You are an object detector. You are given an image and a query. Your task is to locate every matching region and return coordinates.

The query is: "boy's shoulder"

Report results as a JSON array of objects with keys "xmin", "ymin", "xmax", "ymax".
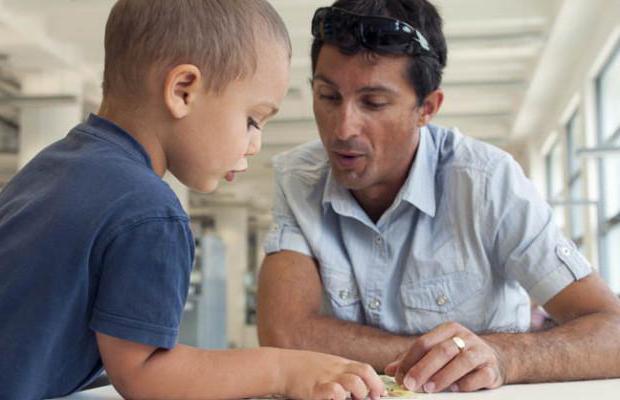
[
  {"xmin": 1, "ymin": 121, "xmax": 187, "ymax": 234},
  {"xmin": 72, "ymin": 124, "xmax": 183, "ymax": 213}
]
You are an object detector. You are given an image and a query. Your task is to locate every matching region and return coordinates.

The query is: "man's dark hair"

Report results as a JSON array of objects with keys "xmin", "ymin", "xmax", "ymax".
[{"xmin": 311, "ymin": 0, "xmax": 447, "ymax": 105}]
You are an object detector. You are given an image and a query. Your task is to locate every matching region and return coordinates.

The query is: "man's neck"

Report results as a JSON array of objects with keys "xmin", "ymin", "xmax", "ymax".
[
  {"xmin": 352, "ymin": 184, "xmax": 403, "ymax": 223},
  {"xmin": 351, "ymin": 142, "xmax": 420, "ymax": 224}
]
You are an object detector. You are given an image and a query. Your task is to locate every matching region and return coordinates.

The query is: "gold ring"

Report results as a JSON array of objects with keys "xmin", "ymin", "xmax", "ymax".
[{"xmin": 452, "ymin": 336, "xmax": 466, "ymax": 352}]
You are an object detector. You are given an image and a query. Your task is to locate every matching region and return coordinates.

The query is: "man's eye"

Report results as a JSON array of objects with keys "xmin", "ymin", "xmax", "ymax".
[
  {"xmin": 364, "ymin": 100, "xmax": 387, "ymax": 109},
  {"xmin": 318, "ymin": 92, "xmax": 340, "ymax": 102}
]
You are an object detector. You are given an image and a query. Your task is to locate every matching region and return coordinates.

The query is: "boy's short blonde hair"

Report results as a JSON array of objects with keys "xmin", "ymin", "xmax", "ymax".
[{"xmin": 102, "ymin": 0, "xmax": 291, "ymax": 99}]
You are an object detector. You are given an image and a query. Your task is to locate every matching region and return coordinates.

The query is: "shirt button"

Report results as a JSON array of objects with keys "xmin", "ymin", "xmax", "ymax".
[
  {"xmin": 561, "ymin": 246, "xmax": 571, "ymax": 256},
  {"xmin": 375, "ymin": 236, "xmax": 383, "ymax": 245},
  {"xmin": 339, "ymin": 290, "xmax": 351, "ymax": 300},
  {"xmin": 436, "ymin": 294, "xmax": 449, "ymax": 306},
  {"xmin": 368, "ymin": 298, "xmax": 382, "ymax": 310}
]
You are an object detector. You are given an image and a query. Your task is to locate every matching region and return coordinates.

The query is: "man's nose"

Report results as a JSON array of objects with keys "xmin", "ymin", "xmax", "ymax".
[
  {"xmin": 245, "ymin": 130, "xmax": 262, "ymax": 157},
  {"xmin": 333, "ymin": 104, "xmax": 361, "ymax": 141}
]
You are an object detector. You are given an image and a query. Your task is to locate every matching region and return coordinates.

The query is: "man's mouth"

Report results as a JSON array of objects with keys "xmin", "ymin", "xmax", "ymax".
[{"xmin": 333, "ymin": 152, "xmax": 365, "ymax": 169}]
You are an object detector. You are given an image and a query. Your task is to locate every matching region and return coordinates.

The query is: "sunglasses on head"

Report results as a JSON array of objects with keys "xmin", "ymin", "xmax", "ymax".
[{"xmin": 312, "ymin": 7, "xmax": 436, "ymax": 59}]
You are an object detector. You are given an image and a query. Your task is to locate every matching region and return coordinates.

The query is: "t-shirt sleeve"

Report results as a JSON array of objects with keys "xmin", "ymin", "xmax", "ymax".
[
  {"xmin": 90, "ymin": 217, "xmax": 194, "ymax": 349},
  {"xmin": 484, "ymin": 155, "xmax": 593, "ymax": 306},
  {"xmin": 263, "ymin": 169, "xmax": 313, "ymax": 257}
]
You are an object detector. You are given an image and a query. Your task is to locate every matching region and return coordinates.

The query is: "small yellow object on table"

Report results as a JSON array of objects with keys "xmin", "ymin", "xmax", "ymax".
[{"xmin": 380, "ymin": 375, "xmax": 419, "ymax": 398}]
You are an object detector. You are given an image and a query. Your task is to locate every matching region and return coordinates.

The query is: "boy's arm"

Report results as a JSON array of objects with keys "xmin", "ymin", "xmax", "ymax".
[
  {"xmin": 96, "ymin": 332, "xmax": 384, "ymax": 400},
  {"xmin": 257, "ymin": 250, "xmax": 414, "ymax": 371}
]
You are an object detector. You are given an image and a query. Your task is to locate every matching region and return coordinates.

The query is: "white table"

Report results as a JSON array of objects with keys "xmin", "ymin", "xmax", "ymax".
[{"xmin": 61, "ymin": 379, "xmax": 620, "ymax": 399}]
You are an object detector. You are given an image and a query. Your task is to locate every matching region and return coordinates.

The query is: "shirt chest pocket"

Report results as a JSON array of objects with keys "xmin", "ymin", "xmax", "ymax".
[
  {"xmin": 321, "ymin": 266, "xmax": 364, "ymax": 323},
  {"xmin": 400, "ymin": 272, "xmax": 486, "ymax": 334}
]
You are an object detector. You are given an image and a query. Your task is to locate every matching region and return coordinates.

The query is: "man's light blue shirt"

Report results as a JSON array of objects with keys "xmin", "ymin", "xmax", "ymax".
[{"xmin": 264, "ymin": 125, "xmax": 592, "ymax": 334}]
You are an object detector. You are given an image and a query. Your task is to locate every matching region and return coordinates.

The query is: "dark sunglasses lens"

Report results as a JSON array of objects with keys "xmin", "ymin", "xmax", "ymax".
[
  {"xmin": 362, "ymin": 23, "xmax": 411, "ymax": 53},
  {"xmin": 314, "ymin": 10, "xmax": 359, "ymax": 48}
]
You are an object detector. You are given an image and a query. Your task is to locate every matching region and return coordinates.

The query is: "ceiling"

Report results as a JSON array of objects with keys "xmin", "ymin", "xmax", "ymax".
[{"xmin": 0, "ymin": 0, "xmax": 587, "ymax": 217}]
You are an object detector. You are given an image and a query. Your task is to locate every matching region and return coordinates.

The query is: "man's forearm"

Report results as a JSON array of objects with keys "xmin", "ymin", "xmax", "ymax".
[
  {"xmin": 260, "ymin": 314, "xmax": 413, "ymax": 371},
  {"xmin": 485, "ymin": 311, "xmax": 620, "ymax": 384}
]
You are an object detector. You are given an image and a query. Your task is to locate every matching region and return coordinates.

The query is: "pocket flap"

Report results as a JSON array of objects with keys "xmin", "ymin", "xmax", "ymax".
[
  {"xmin": 401, "ymin": 272, "xmax": 483, "ymax": 313},
  {"xmin": 321, "ymin": 268, "xmax": 361, "ymax": 307}
]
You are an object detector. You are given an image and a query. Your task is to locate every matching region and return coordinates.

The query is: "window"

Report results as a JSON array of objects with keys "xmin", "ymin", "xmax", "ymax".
[
  {"xmin": 599, "ymin": 45, "xmax": 620, "ymax": 143},
  {"xmin": 597, "ymin": 41, "xmax": 620, "ymax": 293},
  {"xmin": 546, "ymin": 138, "xmax": 566, "ymax": 229},
  {"xmin": 566, "ymin": 112, "xmax": 586, "ymax": 245}
]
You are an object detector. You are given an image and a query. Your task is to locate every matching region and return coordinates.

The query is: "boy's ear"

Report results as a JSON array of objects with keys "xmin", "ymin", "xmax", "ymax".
[{"xmin": 164, "ymin": 64, "xmax": 203, "ymax": 119}]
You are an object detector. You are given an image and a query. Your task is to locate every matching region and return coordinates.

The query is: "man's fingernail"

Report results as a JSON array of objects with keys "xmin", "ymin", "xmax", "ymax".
[
  {"xmin": 423, "ymin": 382, "xmax": 436, "ymax": 393},
  {"xmin": 403, "ymin": 376, "xmax": 416, "ymax": 391},
  {"xmin": 450, "ymin": 384, "xmax": 459, "ymax": 392}
]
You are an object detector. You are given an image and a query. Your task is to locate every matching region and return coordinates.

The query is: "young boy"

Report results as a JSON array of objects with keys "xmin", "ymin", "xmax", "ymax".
[{"xmin": 0, "ymin": 1, "xmax": 384, "ymax": 399}]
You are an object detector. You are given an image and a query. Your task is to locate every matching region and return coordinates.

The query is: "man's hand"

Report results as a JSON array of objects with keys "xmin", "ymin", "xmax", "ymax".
[
  {"xmin": 384, "ymin": 322, "xmax": 505, "ymax": 393},
  {"xmin": 280, "ymin": 349, "xmax": 385, "ymax": 400}
]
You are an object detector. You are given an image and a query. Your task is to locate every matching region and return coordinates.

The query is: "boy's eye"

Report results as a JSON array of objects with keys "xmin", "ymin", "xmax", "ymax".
[{"xmin": 247, "ymin": 117, "xmax": 260, "ymax": 131}]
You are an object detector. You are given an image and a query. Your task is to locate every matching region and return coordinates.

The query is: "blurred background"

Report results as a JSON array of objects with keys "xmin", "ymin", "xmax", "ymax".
[{"xmin": 0, "ymin": 0, "xmax": 619, "ymax": 349}]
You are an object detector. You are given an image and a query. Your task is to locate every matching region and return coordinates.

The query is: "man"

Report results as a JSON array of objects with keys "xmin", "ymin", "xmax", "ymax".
[{"xmin": 257, "ymin": 0, "xmax": 620, "ymax": 394}]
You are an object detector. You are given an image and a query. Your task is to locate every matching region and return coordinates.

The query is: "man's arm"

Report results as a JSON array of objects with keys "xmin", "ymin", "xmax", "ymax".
[
  {"xmin": 389, "ymin": 273, "xmax": 620, "ymax": 393},
  {"xmin": 96, "ymin": 332, "xmax": 384, "ymax": 400},
  {"xmin": 257, "ymin": 250, "xmax": 413, "ymax": 371},
  {"xmin": 489, "ymin": 273, "xmax": 620, "ymax": 383}
]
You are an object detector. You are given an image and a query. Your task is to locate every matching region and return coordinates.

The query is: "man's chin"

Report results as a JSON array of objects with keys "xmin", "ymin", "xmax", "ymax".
[{"xmin": 332, "ymin": 168, "xmax": 369, "ymax": 190}]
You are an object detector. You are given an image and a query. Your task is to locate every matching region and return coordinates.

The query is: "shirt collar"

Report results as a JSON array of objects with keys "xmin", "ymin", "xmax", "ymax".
[
  {"xmin": 322, "ymin": 126, "xmax": 438, "ymax": 218},
  {"xmin": 80, "ymin": 113, "xmax": 153, "ymax": 170},
  {"xmin": 322, "ymin": 166, "xmax": 360, "ymax": 220},
  {"xmin": 399, "ymin": 125, "xmax": 438, "ymax": 217}
]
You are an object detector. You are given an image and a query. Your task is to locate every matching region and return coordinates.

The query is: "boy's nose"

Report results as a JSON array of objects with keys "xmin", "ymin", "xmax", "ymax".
[{"xmin": 246, "ymin": 130, "xmax": 262, "ymax": 156}]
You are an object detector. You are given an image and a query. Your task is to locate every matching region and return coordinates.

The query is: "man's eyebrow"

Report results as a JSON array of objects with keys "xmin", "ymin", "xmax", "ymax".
[
  {"xmin": 357, "ymin": 85, "xmax": 397, "ymax": 95},
  {"xmin": 312, "ymin": 75, "xmax": 397, "ymax": 95},
  {"xmin": 312, "ymin": 74, "xmax": 338, "ymax": 87}
]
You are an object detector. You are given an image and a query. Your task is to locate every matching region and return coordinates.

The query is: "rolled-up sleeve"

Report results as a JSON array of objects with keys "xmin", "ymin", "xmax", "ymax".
[
  {"xmin": 485, "ymin": 155, "xmax": 593, "ymax": 306},
  {"xmin": 263, "ymin": 170, "xmax": 313, "ymax": 257}
]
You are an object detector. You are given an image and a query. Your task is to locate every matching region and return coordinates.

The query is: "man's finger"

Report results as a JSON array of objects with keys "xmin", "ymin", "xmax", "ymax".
[
  {"xmin": 423, "ymin": 348, "xmax": 483, "ymax": 392},
  {"xmin": 452, "ymin": 365, "xmax": 500, "ymax": 392},
  {"xmin": 384, "ymin": 360, "xmax": 399, "ymax": 376},
  {"xmin": 401, "ymin": 337, "xmax": 462, "ymax": 392},
  {"xmin": 396, "ymin": 322, "xmax": 463, "ymax": 385}
]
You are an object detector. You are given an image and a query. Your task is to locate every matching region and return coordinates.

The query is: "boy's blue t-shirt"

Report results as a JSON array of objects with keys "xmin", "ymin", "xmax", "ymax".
[{"xmin": 0, "ymin": 114, "xmax": 194, "ymax": 399}]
